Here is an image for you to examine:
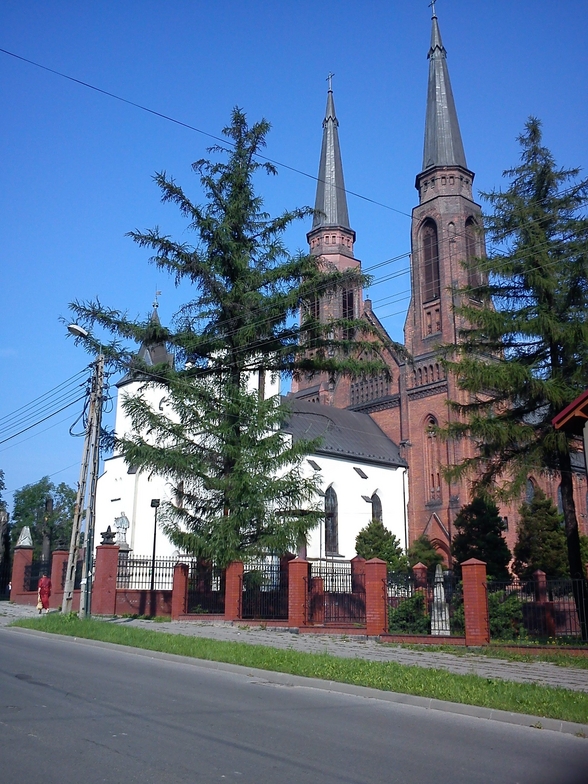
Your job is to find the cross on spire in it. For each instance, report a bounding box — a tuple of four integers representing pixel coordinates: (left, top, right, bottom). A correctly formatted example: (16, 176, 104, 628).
(326, 72, 335, 92)
(429, 0, 437, 18)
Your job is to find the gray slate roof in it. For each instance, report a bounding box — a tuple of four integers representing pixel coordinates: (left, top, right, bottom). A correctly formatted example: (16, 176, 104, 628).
(283, 398, 406, 468)
(312, 86, 351, 230)
(422, 11, 467, 172)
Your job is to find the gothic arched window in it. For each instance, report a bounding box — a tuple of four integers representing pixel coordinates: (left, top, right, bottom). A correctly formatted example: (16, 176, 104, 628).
(421, 220, 440, 302)
(325, 487, 339, 556)
(425, 416, 442, 502)
(557, 484, 563, 515)
(371, 493, 382, 523)
(465, 218, 480, 291)
(342, 288, 355, 340)
(526, 478, 536, 504)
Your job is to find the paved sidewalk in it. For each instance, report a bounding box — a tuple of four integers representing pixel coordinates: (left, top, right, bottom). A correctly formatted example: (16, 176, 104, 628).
(3, 601, 588, 693)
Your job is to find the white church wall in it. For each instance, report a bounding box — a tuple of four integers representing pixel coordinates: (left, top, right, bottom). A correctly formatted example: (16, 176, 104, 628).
(302, 454, 407, 562)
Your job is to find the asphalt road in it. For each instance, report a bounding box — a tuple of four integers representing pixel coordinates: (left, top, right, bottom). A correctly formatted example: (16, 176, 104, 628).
(1, 628, 587, 784)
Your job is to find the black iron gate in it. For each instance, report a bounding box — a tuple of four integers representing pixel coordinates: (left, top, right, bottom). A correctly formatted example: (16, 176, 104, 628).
(308, 561, 366, 625)
(240, 559, 288, 620)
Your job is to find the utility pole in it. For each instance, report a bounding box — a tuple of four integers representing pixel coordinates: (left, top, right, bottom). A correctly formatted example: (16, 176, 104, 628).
(62, 328, 105, 616)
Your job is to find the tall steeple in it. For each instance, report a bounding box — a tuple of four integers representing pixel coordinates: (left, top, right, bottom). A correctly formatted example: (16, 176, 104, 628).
(422, 6, 467, 172)
(307, 76, 356, 262)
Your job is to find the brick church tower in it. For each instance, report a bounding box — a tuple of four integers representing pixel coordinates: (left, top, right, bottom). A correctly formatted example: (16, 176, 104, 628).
(401, 8, 487, 556)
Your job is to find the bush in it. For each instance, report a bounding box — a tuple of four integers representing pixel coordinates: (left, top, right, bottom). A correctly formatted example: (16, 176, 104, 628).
(488, 591, 524, 641)
(388, 592, 430, 634)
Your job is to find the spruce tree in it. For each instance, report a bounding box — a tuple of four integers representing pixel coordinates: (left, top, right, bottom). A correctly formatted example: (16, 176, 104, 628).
(70, 110, 387, 567)
(452, 496, 511, 580)
(513, 488, 568, 580)
(355, 519, 408, 572)
(407, 534, 444, 575)
(440, 118, 588, 631)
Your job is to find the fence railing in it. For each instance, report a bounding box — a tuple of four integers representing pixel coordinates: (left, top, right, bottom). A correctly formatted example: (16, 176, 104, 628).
(308, 560, 366, 625)
(240, 558, 289, 620)
(187, 562, 225, 615)
(23, 558, 51, 593)
(486, 577, 588, 640)
(116, 555, 196, 591)
(387, 570, 462, 636)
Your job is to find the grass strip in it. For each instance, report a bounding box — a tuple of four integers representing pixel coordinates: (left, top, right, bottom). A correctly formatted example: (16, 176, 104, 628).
(13, 614, 588, 726)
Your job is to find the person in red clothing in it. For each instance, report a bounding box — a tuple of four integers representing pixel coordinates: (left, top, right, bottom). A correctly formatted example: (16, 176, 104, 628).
(37, 572, 51, 614)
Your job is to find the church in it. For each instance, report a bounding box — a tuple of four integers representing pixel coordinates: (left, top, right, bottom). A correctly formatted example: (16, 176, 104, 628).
(96, 9, 587, 562)
(289, 8, 588, 559)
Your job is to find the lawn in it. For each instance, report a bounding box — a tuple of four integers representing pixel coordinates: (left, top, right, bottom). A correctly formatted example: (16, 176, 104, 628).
(12, 614, 588, 726)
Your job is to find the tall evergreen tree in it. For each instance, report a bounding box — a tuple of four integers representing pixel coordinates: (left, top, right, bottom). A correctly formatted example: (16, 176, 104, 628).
(407, 534, 444, 575)
(452, 496, 511, 580)
(513, 488, 568, 580)
(440, 119, 588, 629)
(70, 110, 387, 567)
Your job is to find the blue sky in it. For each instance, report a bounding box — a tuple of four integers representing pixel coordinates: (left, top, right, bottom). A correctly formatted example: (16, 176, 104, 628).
(1, 1, 586, 507)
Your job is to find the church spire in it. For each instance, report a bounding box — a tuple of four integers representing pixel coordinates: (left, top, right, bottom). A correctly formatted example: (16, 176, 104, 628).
(312, 75, 351, 231)
(422, 6, 467, 171)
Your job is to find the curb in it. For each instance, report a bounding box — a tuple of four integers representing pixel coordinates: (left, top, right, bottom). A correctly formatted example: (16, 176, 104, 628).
(8, 626, 588, 738)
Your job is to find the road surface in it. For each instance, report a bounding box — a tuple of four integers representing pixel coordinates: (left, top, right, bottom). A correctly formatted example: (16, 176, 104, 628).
(0, 628, 586, 783)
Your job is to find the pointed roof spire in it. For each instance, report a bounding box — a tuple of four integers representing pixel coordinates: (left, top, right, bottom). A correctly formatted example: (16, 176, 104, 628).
(312, 74, 351, 230)
(422, 5, 467, 171)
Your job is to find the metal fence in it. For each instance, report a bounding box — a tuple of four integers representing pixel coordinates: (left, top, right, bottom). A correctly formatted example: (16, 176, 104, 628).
(187, 562, 225, 615)
(61, 559, 85, 591)
(240, 558, 289, 620)
(23, 558, 51, 593)
(116, 555, 195, 591)
(486, 577, 588, 640)
(387, 570, 462, 636)
(308, 560, 366, 625)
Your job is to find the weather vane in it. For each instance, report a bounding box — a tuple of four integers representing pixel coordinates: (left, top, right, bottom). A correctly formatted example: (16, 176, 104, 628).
(153, 289, 162, 309)
(326, 72, 335, 92)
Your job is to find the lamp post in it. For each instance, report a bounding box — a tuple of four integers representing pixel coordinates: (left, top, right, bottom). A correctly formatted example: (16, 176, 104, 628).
(62, 325, 105, 617)
(150, 499, 160, 592)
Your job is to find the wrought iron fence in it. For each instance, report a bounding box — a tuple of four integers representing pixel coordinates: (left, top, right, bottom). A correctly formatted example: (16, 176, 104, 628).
(187, 562, 225, 615)
(486, 577, 588, 641)
(387, 569, 462, 636)
(116, 555, 195, 591)
(240, 558, 288, 620)
(61, 559, 85, 591)
(23, 558, 51, 593)
(308, 560, 366, 625)
(0, 556, 12, 595)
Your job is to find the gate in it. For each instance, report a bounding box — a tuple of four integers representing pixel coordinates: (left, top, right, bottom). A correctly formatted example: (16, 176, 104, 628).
(187, 561, 225, 615)
(308, 561, 366, 625)
(240, 558, 288, 620)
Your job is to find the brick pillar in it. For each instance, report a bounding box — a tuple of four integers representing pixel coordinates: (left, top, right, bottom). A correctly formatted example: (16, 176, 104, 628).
(224, 561, 243, 621)
(351, 555, 366, 592)
(288, 558, 309, 628)
(171, 562, 189, 620)
(462, 558, 489, 646)
(10, 546, 33, 603)
(91, 544, 120, 616)
(365, 558, 387, 637)
(310, 576, 324, 625)
(50, 549, 69, 610)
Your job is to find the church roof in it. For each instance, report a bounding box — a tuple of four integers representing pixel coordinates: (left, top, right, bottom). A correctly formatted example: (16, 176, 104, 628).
(422, 8, 467, 172)
(312, 81, 351, 231)
(283, 398, 406, 469)
(117, 307, 174, 387)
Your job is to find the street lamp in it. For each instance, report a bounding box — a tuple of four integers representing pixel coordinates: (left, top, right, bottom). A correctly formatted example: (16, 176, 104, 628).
(150, 499, 160, 593)
(62, 325, 105, 618)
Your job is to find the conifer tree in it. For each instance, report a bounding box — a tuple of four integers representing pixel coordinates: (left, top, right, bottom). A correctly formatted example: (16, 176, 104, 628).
(11, 477, 76, 560)
(441, 119, 588, 630)
(452, 496, 511, 580)
(355, 519, 408, 572)
(70, 110, 387, 567)
(407, 534, 444, 575)
(513, 487, 568, 580)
